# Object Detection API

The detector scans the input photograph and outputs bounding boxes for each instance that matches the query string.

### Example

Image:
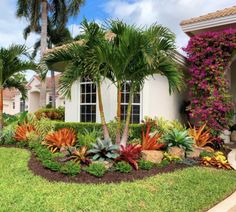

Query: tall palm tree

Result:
[89,21,183,146]
[41,20,110,139]
[0,45,36,137]
[16,0,85,107]
[41,20,183,147]
[26,19,73,107]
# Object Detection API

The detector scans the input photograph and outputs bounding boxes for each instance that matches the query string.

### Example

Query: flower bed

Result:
[1,115,233,183]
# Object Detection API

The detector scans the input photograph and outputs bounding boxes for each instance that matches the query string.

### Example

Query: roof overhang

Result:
[181,14,236,36]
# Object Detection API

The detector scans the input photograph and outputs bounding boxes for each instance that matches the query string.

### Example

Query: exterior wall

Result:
[3,99,13,115]
[65,75,185,123]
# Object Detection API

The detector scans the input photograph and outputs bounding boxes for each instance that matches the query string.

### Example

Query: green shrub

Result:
[1,123,17,145]
[77,128,102,148]
[157,159,170,168]
[138,159,154,170]
[60,161,81,176]
[35,107,64,121]
[52,121,142,141]
[115,161,132,173]
[163,129,194,152]
[84,163,106,177]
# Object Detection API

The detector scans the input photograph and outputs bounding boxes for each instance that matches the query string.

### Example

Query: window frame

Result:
[120,82,142,124]
[79,78,97,123]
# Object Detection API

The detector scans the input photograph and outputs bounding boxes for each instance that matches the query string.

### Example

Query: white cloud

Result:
[104,0,236,52]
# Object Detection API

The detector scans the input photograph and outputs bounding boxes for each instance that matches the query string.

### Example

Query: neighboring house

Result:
[180,5,236,121]
[27,75,65,113]
[3,74,65,115]
[3,88,26,115]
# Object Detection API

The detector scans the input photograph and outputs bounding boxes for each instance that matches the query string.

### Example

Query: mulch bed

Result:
[28,153,189,184]
[1,144,232,184]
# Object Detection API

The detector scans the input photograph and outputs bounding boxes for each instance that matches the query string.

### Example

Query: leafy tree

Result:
[16,0,85,107]
[0,45,36,136]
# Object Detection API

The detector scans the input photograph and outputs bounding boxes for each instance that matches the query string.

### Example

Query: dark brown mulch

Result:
[28,153,189,184]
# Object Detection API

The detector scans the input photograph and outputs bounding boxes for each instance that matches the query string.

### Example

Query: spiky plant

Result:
[14,124,36,142]
[188,122,214,149]
[87,138,119,161]
[163,129,194,152]
[142,119,164,150]
[43,128,76,153]
[116,144,142,170]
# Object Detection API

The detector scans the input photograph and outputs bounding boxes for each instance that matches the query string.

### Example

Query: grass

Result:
[0,147,236,212]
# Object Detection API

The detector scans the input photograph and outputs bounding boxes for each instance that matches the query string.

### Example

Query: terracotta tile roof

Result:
[181,6,236,25]
[3,88,19,100]
[45,32,116,54]
[33,74,61,91]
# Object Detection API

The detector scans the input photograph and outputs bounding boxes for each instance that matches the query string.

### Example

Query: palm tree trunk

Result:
[51,70,56,108]
[120,87,133,147]
[40,0,48,108]
[97,81,110,139]
[116,82,121,144]
[0,59,3,138]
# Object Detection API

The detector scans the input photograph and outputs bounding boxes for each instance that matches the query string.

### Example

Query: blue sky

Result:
[0,0,236,79]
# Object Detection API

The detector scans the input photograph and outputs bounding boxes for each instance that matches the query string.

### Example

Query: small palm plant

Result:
[88,138,119,161]
[163,129,194,152]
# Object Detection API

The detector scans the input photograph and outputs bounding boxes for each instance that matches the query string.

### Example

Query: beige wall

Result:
[65,75,185,122]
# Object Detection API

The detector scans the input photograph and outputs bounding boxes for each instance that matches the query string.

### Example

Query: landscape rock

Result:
[168,147,185,159]
[141,150,164,163]
[187,147,204,158]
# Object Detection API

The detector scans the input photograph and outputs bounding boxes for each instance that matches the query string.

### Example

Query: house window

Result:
[13,102,15,110]
[48,95,53,106]
[80,77,96,122]
[121,82,141,124]
[20,99,25,112]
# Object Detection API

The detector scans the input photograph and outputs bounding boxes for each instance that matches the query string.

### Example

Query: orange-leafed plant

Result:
[43,128,76,153]
[14,124,36,142]
[141,118,164,150]
[188,122,214,149]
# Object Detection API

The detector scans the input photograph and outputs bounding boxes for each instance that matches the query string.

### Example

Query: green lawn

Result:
[1,147,236,212]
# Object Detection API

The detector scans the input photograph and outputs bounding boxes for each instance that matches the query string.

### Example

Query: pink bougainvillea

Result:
[183,29,236,134]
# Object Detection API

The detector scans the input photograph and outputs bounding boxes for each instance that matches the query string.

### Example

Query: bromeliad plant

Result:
[117,144,142,170]
[188,122,214,151]
[14,124,36,142]
[43,128,76,153]
[142,118,164,150]
[163,129,194,152]
[88,138,119,161]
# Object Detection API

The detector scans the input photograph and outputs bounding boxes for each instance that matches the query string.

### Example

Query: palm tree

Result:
[26,19,73,107]
[16,0,85,107]
[41,20,110,139]
[89,21,183,146]
[41,20,183,147]
[0,45,36,137]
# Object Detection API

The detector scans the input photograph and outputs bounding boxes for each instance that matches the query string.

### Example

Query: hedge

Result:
[46,121,143,140]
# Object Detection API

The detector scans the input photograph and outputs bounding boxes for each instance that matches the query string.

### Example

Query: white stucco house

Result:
[51,5,235,124]
[3,74,65,115]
